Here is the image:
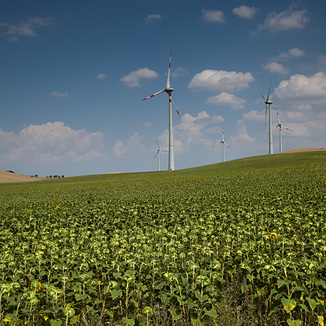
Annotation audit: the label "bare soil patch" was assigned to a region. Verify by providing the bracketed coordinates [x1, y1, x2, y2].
[0, 171, 46, 184]
[280, 147, 326, 154]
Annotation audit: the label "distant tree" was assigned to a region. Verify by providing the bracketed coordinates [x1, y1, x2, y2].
[6, 170, 15, 174]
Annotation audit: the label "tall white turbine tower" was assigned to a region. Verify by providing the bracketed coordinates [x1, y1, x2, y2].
[212, 128, 232, 162]
[261, 83, 273, 154]
[154, 139, 168, 171]
[275, 107, 293, 153]
[143, 52, 180, 171]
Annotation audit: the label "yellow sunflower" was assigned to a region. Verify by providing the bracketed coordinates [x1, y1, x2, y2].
[270, 232, 278, 240]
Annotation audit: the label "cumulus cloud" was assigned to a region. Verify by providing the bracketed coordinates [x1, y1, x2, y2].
[0, 129, 17, 148]
[50, 91, 69, 97]
[96, 73, 107, 81]
[145, 14, 162, 24]
[231, 120, 255, 143]
[0, 122, 104, 165]
[174, 111, 224, 151]
[260, 5, 309, 32]
[120, 68, 158, 87]
[188, 70, 255, 92]
[170, 66, 188, 78]
[206, 92, 246, 109]
[233, 5, 258, 20]
[113, 132, 147, 158]
[279, 48, 305, 59]
[154, 111, 224, 155]
[275, 72, 326, 104]
[201, 9, 225, 23]
[243, 110, 265, 122]
[0, 17, 53, 41]
[262, 62, 289, 74]
[297, 104, 312, 111]
[281, 111, 326, 137]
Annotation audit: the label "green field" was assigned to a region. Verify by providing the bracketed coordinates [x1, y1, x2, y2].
[1, 152, 325, 325]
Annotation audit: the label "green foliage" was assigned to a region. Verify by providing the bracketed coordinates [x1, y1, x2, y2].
[0, 152, 325, 325]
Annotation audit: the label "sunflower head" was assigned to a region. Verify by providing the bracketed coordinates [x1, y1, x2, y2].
[270, 232, 278, 240]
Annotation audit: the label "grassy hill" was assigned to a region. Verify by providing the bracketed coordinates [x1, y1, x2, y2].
[0, 151, 325, 325]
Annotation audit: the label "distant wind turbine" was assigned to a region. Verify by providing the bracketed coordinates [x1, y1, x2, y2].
[212, 128, 232, 162]
[275, 107, 293, 153]
[154, 139, 168, 171]
[143, 52, 181, 171]
[261, 82, 273, 154]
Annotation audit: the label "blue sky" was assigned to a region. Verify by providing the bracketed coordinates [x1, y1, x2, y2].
[0, 0, 325, 176]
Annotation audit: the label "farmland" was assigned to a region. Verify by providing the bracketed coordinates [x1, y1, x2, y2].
[0, 152, 325, 325]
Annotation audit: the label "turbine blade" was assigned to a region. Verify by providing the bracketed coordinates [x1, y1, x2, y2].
[171, 97, 181, 118]
[212, 143, 222, 148]
[142, 88, 165, 101]
[154, 149, 159, 158]
[156, 139, 160, 149]
[266, 81, 272, 102]
[285, 127, 293, 132]
[225, 143, 232, 150]
[166, 52, 172, 89]
[276, 107, 281, 125]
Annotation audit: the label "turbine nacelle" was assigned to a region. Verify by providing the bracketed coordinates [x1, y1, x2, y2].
[165, 87, 174, 93]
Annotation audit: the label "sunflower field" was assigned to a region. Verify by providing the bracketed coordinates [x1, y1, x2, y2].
[0, 152, 325, 325]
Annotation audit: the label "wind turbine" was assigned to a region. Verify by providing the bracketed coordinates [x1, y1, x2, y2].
[143, 52, 180, 171]
[261, 82, 273, 154]
[275, 107, 293, 153]
[212, 128, 232, 162]
[154, 139, 168, 171]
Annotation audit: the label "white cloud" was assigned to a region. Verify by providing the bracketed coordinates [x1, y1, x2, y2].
[233, 6, 258, 20]
[145, 14, 162, 24]
[170, 66, 188, 78]
[113, 132, 147, 158]
[50, 91, 69, 97]
[96, 73, 107, 81]
[206, 92, 246, 109]
[275, 72, 326, 104]
[286, 111, 306, 121]
[0, 128, 17, 148]
[154, 111, 224, 155]
[297, 104, 312, 111]
[279, 48, 305, 59]
[120, 68, 158, 87]
[0, 17, 53, 41]
[231, 120, 255, 143]
[201, 9, 225, 23]
[262, 62, 289, 74]
[188, 70, 255, 92]
[260, 5, 309, 32]
[1, 122, 104, 165]
[282, 111, 326, 137]
[243, 110, 265, 122]
[174, 111, 224, 151]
